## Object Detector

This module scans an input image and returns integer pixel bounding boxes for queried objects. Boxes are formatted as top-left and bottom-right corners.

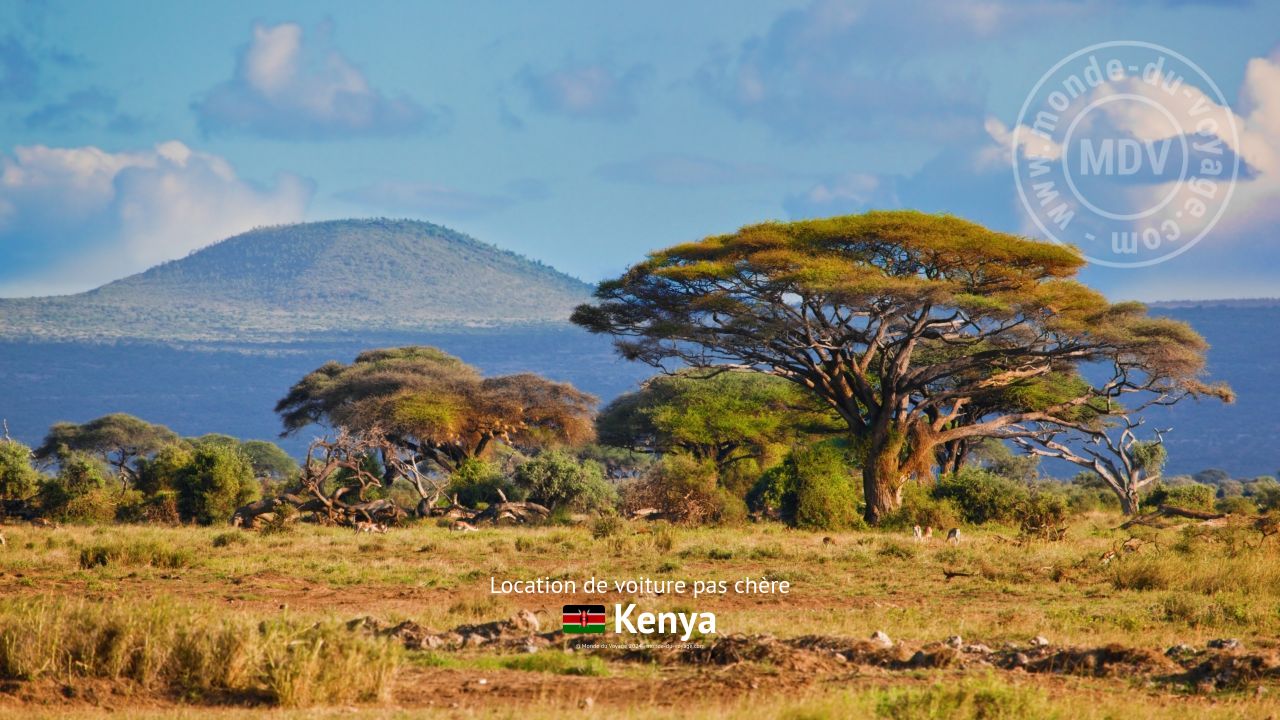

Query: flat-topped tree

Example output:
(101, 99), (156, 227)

(572, 210), (1228, 523)
(34, 413), (179, 486)
(275, 346), (596, 506)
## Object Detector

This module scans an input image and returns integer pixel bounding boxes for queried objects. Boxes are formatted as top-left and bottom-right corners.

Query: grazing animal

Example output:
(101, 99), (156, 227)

(925, 526), (933, 540)
(31, 518), (58, 529)
(946, 528), (961, 545)
(0, 532), (6, 547)
(451, 521), (479, 533)
(822, 536), (836, 546)
(354, 521), (388, 534)
(912, 525), (924, 542)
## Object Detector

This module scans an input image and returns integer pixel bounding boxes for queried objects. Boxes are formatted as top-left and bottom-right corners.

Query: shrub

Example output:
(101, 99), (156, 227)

(0, 439), (40, 500)
(933, 468), (1027, 525)
(749, 443), (863, 530)
(135, 444), (194, 496)
(513, 450), (616, 511)
(79, 540), (192, 569)
(591, 515), (625, 539)
(174, 445), (260, 525)
(446, 458), (521, 507)
(37, 453), (115, 522)
(1146, 482), (1216, 512)
(1217, 496), (1257, 515)
(621, 456), (721, 524)
(883, 483), (961, 530)
(1015, 491), (1069, 540)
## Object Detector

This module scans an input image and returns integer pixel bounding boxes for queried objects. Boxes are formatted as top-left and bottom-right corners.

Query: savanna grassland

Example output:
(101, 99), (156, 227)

(4, 515), (1280, 719)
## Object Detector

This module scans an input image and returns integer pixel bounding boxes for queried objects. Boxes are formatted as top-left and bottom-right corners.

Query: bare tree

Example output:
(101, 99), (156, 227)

(1014, 415), (1168, 515)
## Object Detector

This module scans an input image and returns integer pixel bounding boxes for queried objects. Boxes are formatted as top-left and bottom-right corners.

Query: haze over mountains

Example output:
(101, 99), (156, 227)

(0, 219), (593, 341)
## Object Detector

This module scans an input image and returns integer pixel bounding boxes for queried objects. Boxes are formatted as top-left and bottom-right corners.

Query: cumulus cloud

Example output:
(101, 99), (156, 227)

(781, 44), (1280, 299)
(194, 22), (446, 139)
(0, 141), (313, 296)
(518, 61), (652, 121)
(596, 154), (780, 186)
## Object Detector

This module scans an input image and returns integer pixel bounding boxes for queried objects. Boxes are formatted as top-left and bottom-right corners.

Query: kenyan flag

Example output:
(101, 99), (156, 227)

(562, 604), (606, 634)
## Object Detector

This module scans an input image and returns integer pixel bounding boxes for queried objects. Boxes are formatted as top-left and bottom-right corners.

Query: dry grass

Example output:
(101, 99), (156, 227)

(4, 514), (1280, 714)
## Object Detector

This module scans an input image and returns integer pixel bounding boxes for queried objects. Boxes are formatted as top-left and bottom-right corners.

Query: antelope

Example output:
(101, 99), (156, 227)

(354, 521), (388, 534)
(451, 521), (479, 533)
(946, 528), (961, 545)
(912, 525), (924, 542)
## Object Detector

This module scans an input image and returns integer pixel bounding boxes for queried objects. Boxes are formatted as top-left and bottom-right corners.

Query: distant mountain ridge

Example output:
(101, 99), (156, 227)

(0, 219), (594, 341)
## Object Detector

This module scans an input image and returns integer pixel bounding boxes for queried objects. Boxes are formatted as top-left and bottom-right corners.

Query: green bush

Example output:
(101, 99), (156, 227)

(446, 458), (521, 507)
(748, 443), (863, 531)
(1146, 482), (1216, 512)
(135, 444), (193, 496)
(933, 468), (1027, 525)
(0, 439), (40, 500)
(1015, 491), (1069, 539)
(882, 483), (960, 530)
(1216, 496), (1257, 515)
(513, 450), (616, 511)
(174, 445), (259, 525)
(37, 452), (115, 522)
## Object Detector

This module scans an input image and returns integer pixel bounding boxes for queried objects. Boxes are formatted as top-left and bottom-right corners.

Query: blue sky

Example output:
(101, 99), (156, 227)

(1, 0), (1278, 300)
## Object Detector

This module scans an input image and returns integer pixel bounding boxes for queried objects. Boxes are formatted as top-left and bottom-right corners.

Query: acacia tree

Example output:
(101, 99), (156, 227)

(572, 211), (1228, 523)
(274, 346), (597, 506)
(35, 413), (179, 486)
(598, 369), (841, 477)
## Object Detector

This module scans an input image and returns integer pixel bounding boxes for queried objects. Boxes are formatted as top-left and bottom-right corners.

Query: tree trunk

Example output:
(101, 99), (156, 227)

(1119, 485), (1140, 515)
(862, 430), (907, 524)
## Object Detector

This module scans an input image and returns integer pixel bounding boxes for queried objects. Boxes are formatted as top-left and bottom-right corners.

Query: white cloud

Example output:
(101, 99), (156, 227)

(0, 141), (313, 297)
(194, 22), (446, 139)
(518, 61), (652, 121)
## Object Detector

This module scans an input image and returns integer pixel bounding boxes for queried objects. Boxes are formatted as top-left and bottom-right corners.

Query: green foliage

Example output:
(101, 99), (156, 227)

(446, 459), (521, 507)
(174, 445), (259, 525)
(35, 414), (178, 481)
(0, 219), (592, 341)
(513, 450), (615, 511)
(1217, 496), (1258, 515)
(1250, 479), (1280, 512)
(591, 515), (625, 539)
(135, 444), (194, 496)
(38, 452), (114, 522)
(882, 483), (961, 531)
(597, 370), (840, 480)
(933, 468), (1027, 525)
(0, 439), (40, 500)
(966, 439), (1038, 483)
(1146, 482), (1216, 512)
(1016, 491), (1069, 539)
(750, 443), (863, 531)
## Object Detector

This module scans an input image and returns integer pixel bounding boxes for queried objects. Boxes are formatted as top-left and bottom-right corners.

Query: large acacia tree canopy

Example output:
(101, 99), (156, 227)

(572, 210), (1230, 520)
(275, 346), (597, 469)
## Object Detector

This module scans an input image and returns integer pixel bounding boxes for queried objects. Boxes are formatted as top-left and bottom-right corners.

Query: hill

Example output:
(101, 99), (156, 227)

(0, 219), (593, 341)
